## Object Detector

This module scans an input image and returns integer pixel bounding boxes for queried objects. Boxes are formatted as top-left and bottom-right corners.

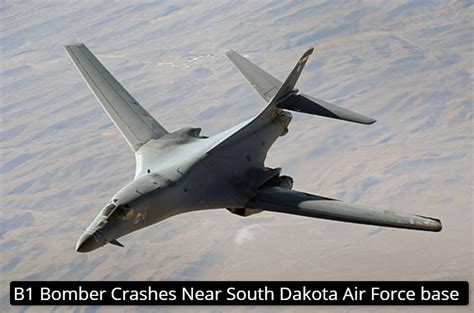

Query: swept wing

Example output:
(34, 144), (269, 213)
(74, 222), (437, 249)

(65, 43), (168, 151)
(248, 186), (442, 232)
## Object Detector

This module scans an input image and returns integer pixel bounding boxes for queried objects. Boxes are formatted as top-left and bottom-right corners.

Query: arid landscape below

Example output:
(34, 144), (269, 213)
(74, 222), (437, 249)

(1, 1), (472, 312)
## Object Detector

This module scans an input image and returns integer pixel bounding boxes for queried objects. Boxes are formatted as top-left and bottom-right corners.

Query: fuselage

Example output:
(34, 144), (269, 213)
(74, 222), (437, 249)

(76, 108), (292, 252)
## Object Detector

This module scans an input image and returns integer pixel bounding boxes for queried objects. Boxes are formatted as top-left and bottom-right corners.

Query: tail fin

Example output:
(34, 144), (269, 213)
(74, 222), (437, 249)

(226, 49), (376, 125)
(271, 48), (313, 104)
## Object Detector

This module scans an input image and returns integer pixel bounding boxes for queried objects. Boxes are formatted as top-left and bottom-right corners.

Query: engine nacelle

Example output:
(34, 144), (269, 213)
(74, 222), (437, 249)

(267, 175), (294, 189)
(227, 207), (263, 217)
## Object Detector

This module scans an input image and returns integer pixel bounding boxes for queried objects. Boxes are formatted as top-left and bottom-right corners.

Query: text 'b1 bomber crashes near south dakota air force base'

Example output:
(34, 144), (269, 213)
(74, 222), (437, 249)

(64, 44), (442, 253)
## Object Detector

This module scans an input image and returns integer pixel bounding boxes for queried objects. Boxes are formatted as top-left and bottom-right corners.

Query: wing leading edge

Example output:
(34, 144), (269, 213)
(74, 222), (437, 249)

(248, 186), (442, 232)
(65, 43), (168, 151)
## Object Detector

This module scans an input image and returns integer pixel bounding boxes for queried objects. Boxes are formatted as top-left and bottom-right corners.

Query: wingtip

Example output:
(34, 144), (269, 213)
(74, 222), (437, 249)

(415, 215), (443, 232)
(341, 113), (376, 125)
(427, 219), (442, 232)
(353, 113), (376, 125)
(364, 117), (377, 125)
(64, 42), (85, 49)
(435, 220), (442, 232)
(225, 49), (236, 58)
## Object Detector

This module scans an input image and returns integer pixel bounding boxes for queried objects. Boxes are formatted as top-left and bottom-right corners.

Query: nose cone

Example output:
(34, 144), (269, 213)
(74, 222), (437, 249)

(76, 233), (101, 253)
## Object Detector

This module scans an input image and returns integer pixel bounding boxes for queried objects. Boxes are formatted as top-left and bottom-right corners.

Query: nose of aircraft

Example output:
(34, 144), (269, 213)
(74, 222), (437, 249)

(76, 232), (101, 252)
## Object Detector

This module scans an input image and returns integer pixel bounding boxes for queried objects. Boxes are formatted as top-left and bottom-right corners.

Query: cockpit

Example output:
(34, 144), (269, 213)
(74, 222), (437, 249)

(102, 204), (116, 217)
(101, 203), (134, 222)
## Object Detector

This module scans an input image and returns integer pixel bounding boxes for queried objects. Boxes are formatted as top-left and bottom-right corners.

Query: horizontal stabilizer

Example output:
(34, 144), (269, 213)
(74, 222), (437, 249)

(226, 50), (281, 102)
(226, 48), (376, 125)
(280, 93), (376, 125)
(248, 186), (442, 232)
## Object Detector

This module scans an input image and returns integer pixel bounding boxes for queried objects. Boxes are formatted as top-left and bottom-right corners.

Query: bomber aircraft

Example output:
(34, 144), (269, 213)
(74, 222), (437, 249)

(65, 44), (442, 253)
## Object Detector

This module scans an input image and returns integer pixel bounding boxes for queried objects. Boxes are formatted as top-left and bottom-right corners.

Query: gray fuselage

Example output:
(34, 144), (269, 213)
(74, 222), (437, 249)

(76, 109), (291, 252)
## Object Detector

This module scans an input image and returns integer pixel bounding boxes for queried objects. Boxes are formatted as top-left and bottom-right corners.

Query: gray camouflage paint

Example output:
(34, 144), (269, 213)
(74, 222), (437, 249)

(65, 44), (441, 253)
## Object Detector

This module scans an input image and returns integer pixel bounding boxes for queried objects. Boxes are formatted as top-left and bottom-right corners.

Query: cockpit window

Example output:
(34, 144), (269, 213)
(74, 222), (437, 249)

(109, 205), (132, 221)
(102, 204), (116, 217)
